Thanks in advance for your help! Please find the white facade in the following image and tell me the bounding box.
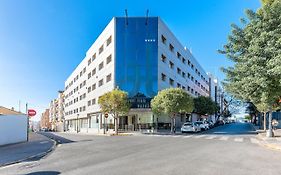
[64,18,115,133]
[64,17,211,133]
[49,91,65,131]
[0,115,27,145]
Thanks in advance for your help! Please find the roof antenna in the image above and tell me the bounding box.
[125,9,128,25]
[145,9,149,25]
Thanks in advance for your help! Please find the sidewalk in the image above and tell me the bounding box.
[0,132,55,167]
[255,126,281,151]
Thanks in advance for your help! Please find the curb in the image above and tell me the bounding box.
[259,142,281,152]
[0,136,56,168]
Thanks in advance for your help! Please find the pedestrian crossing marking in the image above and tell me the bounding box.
[234,138,243,142]
[250,138,259,144]
[205,136,217,140]
[219,136,229,141]
[194,135,206,138]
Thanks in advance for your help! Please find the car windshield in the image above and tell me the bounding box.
[196,121,203,124]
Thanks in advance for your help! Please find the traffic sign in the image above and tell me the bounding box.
[28,109,37,117]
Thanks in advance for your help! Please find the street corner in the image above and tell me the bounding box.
[0,133,56,168]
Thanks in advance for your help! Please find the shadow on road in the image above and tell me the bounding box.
[38,132,75,144]
[25,171,61,175]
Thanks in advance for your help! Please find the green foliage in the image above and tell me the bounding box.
[244,115,252,121]
[261,0,275,6]
[193,96,217,115]
[219,0,281,112]
[151,88,194,117]
[98,89,130,117]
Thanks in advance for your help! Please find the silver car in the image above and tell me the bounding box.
[181,122,201,133]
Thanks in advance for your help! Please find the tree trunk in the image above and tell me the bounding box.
[267,107,273,137]
[170,117,174,134]
[114,116,118,135]
[263,112,266,131]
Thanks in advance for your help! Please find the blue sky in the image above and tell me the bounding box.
[0,0,260,120]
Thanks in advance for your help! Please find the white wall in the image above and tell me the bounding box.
[0,115,27,146]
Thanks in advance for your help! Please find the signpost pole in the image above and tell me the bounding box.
[26,103,29,142]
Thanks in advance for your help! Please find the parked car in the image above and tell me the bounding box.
[181,122,201,133]
[195,121,209,131]
[205,121,214,128]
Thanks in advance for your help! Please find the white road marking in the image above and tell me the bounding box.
[219,136,229,141]
[205,136,217,140]
[183,135,193,138]
[234,138,243,142]
[250,138,260,144]
[194,135,206,138]
[40,141,49,144]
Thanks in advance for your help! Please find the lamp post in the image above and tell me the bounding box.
[76,114,79,133]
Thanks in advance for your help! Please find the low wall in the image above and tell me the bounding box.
[0,115,27,146]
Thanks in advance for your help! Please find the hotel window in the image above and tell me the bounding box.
[106,73,112,82]
[177,83,181,88]
[195,69,198,73]
[169,61,174,69]
[88,100,91,106]
[191,76,194,81]
[98,79,103,87]
[182,57,186,64]
[188,86,190,91]
[177,52,181,59]
[83,106,86,111]
[92,98,96,105]
[83,80,86,86]
[88,86,92,93]
[99,45,104,54]
[169,78,174,86]
[88,72,91,79]
[92,68,96,76]
[99,62,104,70]
[80,95,82,100]
[83,67,86,74]
[105,55,111,65]
[79,107,82,112]
[161,73,166,81]
[169,44,174,52]
[107,36,112,46]
[191,88,194,94]
[177,68,181,74]
[92,83,96,90]
[161,35,166,44]
[161,54,166,63]
[191,64,194,69]
[92,53,96,61]
[195,91,198,96]
[88,58,91,66]
[188,60,191,66]
[182,86,186,90]
[182,72,186,78]
[80,71,82,77]
[188,73,191,79]
[80,83,82,89]
[83,93,86,99]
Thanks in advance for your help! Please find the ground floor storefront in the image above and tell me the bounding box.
[65,109,214,134]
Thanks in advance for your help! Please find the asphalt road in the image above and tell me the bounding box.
[1,122,281,175]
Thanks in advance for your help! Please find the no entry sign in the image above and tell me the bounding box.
[28,109,37,117]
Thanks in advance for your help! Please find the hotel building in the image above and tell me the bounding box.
[64,17,210,133]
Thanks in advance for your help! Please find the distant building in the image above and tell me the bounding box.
[40,109,51,130]
[0,106,25,115]
[49,91,65,132]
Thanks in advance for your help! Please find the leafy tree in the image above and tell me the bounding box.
[151,88,194,133]
[98,89,130,135]
[193,96,217,116]
[244,102,259,124]
[219,0,281,137]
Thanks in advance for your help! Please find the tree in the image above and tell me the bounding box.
[244,102,259,124]
[98,89,130,135]
[219,0,281,137]
[193,96,217,116]
[151,88,194,133]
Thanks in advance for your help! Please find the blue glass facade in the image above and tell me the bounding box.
[115,17,158,99]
